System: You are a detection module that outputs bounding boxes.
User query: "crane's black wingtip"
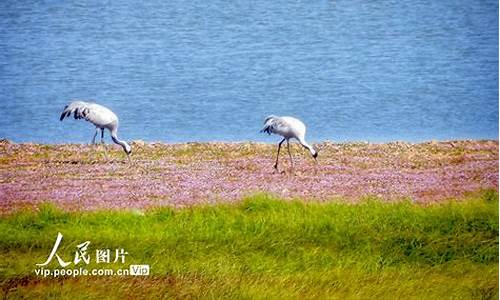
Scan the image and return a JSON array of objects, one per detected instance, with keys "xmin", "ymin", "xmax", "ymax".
[
  {"xmin": 60, "ymin": 111, "xmax": 70, "ymax": 121},
  {"xmin": 60, "ymin": 106, "xmax": 69, "ymax": 121},
  {"xmin": 260, "ymin": 127, "xmax": 272, "ymax": 135}
]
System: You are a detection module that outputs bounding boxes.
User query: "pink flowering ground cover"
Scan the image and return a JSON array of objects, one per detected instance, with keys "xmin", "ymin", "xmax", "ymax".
[{"xmin": 0, "ymin": 139, "xmax": 497, "ymax": 212}]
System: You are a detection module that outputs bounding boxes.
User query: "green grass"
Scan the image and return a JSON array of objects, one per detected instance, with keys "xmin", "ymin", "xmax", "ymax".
[{"xmin": 0, "ymin": 191, "xmax": 498, "ymax": 299}]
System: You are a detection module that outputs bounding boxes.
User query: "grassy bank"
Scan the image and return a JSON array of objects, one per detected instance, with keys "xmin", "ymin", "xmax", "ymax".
[{"xmin": 1, "ymin": 191, "xmax": 498, "ymax": 299}]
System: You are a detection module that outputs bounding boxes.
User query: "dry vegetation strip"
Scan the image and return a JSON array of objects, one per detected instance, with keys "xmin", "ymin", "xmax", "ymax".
[{"xmin": 0, "ymin": 139, "xmax": 497, "ymax": 212}]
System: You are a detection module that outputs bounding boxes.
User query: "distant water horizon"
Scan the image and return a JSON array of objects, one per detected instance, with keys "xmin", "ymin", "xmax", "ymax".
[{"xmin": 0, "ymin": 0, "xmax": 498, "ymax": 144}]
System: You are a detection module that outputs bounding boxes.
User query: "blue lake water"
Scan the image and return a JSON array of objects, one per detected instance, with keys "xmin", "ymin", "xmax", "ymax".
[{"xmin": 0, "ymin": 0, "xmax": 498, "ymax": 144}]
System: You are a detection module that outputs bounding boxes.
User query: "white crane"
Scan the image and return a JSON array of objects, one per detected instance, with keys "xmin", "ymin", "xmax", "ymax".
[
  {"xmin": 60, "ymin": 101, "xmax": 132, "ymax": 157},
  {"xmin": 260, "ymin": 115, "xmax": 318, "ymax": 171}
]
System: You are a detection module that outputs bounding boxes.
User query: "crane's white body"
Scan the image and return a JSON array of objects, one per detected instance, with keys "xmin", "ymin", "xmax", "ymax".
[
  {"xmin": 261, "ymin": 115, "xmax": 317, "ymax": 170},
  {"xmin": 60, "ymin": 101, "xmax": 131, "ymax": 155}
]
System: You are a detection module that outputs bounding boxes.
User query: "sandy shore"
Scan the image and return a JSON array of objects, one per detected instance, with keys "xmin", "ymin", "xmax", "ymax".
[{"xmin": 0, "ymin": 139, "xmax": 497, "ymax": 212}]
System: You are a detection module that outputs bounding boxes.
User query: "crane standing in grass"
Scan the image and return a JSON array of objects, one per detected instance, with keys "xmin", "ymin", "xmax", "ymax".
[
  {"xmin": 260, "ymin": 115, "xmax": 318, "ymax": 171},
  {"xmin": 60, "ymin": 101, "xmax": 132, "ymax": 158}
]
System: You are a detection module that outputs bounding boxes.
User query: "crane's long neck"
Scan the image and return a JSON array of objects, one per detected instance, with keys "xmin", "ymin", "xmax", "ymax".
[
  {"xmin": 110, "ymin": 129, "xmax": 131, "ymax": 154},
  {"xmin": 298, "ymin": 138, "xmax": 317, "ymax": 157}
]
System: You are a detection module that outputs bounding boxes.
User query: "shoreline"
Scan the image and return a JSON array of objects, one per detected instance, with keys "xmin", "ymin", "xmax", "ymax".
[
  {"xmin": 0, "ymin": 139, "xmax": 498, "ymax": 213},
  {"xmin": 1, "ymin": 137, "xmax": 498, "ymax": 145}
]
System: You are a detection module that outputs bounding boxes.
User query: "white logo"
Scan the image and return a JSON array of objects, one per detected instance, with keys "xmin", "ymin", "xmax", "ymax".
[
  {"xmin": 36, "ymin": 232, "xmax": 128, "ymax": 267},
  {"xmin": 130, "ymin": 265, "xmax": 150, "ymax": 276},
  {"xmin": 34, "ymin": 232, "xmax": 147, "ymax": 277}
]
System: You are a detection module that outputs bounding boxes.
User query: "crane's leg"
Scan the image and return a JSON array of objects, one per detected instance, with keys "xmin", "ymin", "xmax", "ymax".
[
  {"xmin": 274, "ymin": 138, "xmax": 285, "ymax": 170},
  {"xmin": 90, "ymin": 128, "xmax": 100, "ymax": 163},
  {"xmin": 100, "ymin": 128, "xmax": 105, "ymax": 144},
  {"xmin": 102, "ymin": 145, "xmax": 109, "ymax": 161},
  {"xmin": 91, "ymin": 128, "xmax": 99, "ymax": 145},
  {"xmin": 287, "ymin": 140, "xmax": 293, "ymax": 170},
  {"xmin": 100, "ymin": 128, "xmax": 108, "ymax": 161}
]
